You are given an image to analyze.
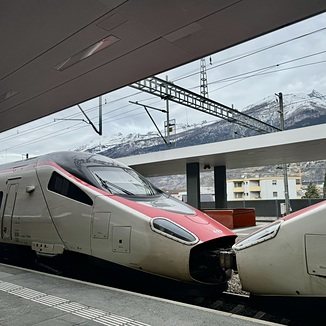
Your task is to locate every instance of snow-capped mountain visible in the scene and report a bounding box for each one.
[243,90,326,130]
[76,90,326,160]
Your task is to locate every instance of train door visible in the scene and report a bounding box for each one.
[1,179,20,240]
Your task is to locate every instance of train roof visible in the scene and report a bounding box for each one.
[0,151,128,173]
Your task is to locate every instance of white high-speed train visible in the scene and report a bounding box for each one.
[233,200,326,297]
[3,150,323,299]
[0,151,237,293]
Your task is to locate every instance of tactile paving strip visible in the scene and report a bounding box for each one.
[0,280,150,326]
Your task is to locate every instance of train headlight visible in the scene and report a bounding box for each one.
[233,220,282,251]
[150,218,199,245]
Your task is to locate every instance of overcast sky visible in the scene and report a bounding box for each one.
[1,12,326,164]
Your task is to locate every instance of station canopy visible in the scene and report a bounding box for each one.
[1,0,326,133]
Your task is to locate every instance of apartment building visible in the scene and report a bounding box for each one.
[227,176,301,200]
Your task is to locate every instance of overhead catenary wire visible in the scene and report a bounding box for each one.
[172,26,326,83]
[89,50,326,121]
[1,24,326,157]
[2,76,325,153]
[2,25,325,145]
[6,78,324,153]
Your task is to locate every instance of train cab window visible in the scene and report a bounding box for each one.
[0,191,3,208]
[89,166,162,197]
[48,172,93,206]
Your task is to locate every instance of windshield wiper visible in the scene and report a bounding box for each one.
[95,173,135,196]
[95,173,110,190]
[105,180,135,196]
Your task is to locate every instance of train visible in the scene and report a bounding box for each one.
[233,200,326,298]
[0,151,237,295]
[2,150,324,299]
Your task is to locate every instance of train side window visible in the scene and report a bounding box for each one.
[0,191,3,208]
[48,172,93,206]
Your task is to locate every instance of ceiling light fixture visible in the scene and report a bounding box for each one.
[54,35,120,71]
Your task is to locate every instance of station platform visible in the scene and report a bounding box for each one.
[0,263,279,326]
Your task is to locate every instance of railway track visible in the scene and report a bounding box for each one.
[193,291,324,326]
[199,292,294,325]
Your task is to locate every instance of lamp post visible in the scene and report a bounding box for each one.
[276,92,291,215]
[282,164,291,215]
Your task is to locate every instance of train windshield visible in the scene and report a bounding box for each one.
[90,166,162,197]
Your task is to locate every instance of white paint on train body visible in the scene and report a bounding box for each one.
[0,151,237,293]
[233,200,326,297]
